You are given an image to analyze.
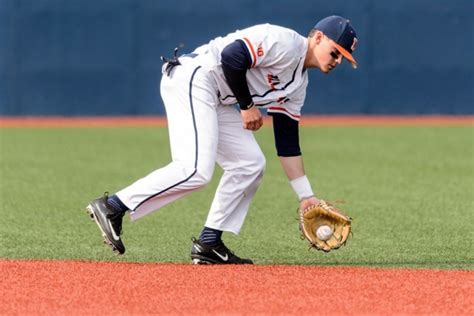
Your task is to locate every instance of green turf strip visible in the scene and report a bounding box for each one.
[0,126,473,269]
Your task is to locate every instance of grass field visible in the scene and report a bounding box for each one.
[1,125,473,269]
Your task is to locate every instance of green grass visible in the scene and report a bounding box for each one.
[1,126,473,269]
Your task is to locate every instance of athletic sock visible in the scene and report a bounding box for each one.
[199,226,223,246]
[107,194,129,214]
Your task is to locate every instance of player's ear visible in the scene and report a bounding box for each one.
[314,30,324,44]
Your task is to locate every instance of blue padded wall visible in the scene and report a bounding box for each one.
[0,0,472,115]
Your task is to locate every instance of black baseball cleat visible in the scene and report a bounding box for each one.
[190,237,253,265]
[86,193,125,255]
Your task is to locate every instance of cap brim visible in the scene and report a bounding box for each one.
[334,42,358,69]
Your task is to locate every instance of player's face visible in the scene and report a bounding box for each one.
[315,35,343,73]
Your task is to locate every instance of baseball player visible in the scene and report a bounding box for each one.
[86,15,358,264]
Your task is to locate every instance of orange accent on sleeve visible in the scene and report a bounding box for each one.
[268,107,301,120]
[243,37,257,68]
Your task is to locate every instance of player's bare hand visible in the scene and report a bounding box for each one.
[299,196,321,211]
[241,106,263,131]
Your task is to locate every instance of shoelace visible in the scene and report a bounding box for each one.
[215,242,236,257]
[161,47,181,76]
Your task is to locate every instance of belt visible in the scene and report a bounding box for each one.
[161,48,198,76]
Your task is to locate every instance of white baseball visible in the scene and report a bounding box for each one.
[316,225,333,241]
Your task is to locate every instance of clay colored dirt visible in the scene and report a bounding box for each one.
[1,259,472,315]
[0,115,473,128]
[1,116,473,314]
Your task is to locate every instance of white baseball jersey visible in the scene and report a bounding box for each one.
[193,24,309,121]
[117,24,309,234]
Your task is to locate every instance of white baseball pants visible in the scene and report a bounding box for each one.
[116,57,265,234]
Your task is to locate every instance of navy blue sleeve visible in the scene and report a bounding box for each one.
[221,40,254,110]
[270,112,301,157]
[221,39,252,70]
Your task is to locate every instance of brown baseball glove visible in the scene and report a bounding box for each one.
[298,200,352,252]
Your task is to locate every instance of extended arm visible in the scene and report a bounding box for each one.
[271,112,320,209]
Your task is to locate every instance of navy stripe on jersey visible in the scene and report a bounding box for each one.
[134,66,202,211]
[220,58,302,102]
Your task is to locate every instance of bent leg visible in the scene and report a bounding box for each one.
[204,105,266,234]
[117,65,220,220]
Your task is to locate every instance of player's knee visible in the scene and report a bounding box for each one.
[174,161,214,189]
[241,154,265,190]
[246,152,266,178]
[254,153,266,175]
[192,166,214,187]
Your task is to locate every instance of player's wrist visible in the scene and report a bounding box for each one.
[240,101,255,111]
[290,175,314,201]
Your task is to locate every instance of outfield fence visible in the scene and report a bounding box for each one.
[1,0,472,115]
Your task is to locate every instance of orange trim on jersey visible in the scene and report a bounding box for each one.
[243,37,257,68]
[268,106,301,121]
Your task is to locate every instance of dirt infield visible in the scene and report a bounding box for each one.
[1,259,472,315]
[0,115,473,127]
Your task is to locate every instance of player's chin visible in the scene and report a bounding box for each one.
[321,65,333,74]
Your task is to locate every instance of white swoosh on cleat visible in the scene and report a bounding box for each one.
[212,249,228,261]
[193,244,203,252]
[107,219,120,241]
